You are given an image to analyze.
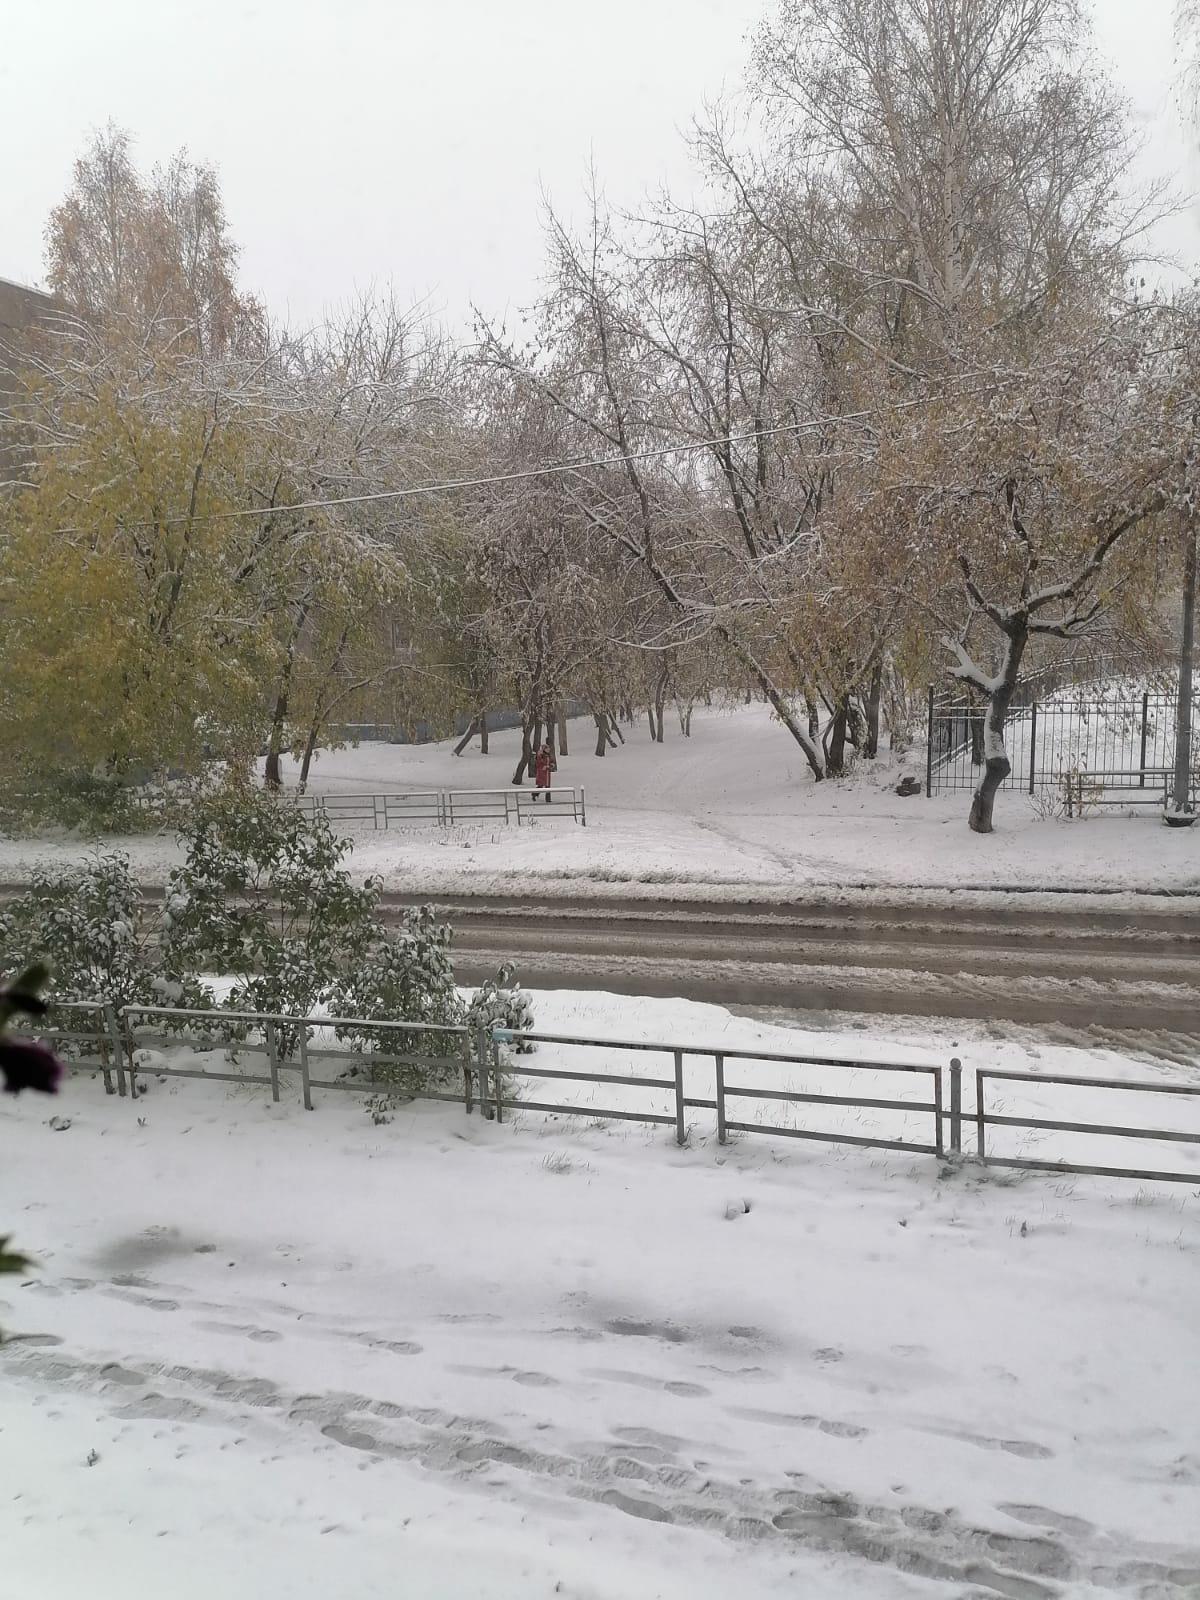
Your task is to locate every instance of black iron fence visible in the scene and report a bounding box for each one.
[927,688,1199,808]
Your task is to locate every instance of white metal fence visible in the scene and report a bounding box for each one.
[288,786,587,829]
[39,1002,1200,1187]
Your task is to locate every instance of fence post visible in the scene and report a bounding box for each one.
[475,1025,488,1116]
[715,1052,726,1144]
[297,1025,313,1111]
[119,1007,140,1100]
[461,1032,474,1114]
[102,1002,123,1097]
[673,1049,686,1146]
[1139,690,1149,788]
[948,1058,962,1155]
[265,1021,281,1103]
[492,1037,504,1122]
[1028,703,1038,795]
[975,1072,987,1158]
[925,686,935,797]
[933,1065,944,1156]
[580,787,587,827]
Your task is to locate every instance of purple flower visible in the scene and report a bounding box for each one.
[0,1038,63,1095]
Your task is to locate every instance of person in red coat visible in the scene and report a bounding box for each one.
[534,742,553,801]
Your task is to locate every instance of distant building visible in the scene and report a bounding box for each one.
[0,274,57,485]
[0,274,55,373]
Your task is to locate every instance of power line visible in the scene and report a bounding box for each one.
[45,378,1008,536]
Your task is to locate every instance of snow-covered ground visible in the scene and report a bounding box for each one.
[2,706,1197,900]
[4,991,1199,1599]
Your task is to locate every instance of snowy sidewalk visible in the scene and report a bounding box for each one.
[3,705,1198,901]
[3,993,1199,1599]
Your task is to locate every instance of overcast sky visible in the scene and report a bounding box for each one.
[3,0,1196,331]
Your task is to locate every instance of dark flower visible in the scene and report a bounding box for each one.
[0,988,48,1017]
[0,1038,63,1095]
[0,961,53,1021]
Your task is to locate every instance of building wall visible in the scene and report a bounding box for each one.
[0,275,57,484]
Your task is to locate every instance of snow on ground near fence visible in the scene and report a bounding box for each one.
[3,991,1199,1598]
[2,705,1198,898]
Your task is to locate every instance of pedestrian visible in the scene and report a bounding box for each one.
[534,741,552,802]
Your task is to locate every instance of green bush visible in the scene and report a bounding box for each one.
[162,786,382,1051]
[466,963,536,1053]
[0,852,206,1016]
[327,906,466,1096]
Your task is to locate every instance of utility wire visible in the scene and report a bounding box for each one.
[47,378,1010,535]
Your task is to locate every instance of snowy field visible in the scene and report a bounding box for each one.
[2,706,1198,901]
[4,991,1200,1599]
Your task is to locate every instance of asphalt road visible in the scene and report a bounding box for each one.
[394,891,1200,1036]
[5,879,1197,1042]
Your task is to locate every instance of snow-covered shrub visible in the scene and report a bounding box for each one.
[466,963,535,1053]
[161,786,382,1052]
[327,906,466,1095]
[0,852,206,1016]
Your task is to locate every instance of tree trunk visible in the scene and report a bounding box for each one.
[594,712,608,757]
[263,604,308,791]
[735,649,824,780]
[298,721,321,790]
[453,719,480,757]
[479,711,489,755]
[264,698,287,791]
[806,695,820,742]
[968,626,1027,834]
[653,663,669,744]
[864,663,883,759]
[512,718,535,785]
[1171,505,1197,816]
[557,708,568,756]
[825,701,849,778]
[609,715,624,745]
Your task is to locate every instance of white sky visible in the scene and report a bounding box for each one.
[3,0,1196,331]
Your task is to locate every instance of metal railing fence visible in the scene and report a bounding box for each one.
[483,1031,942,1156]
[972,1066,1200,1185]
[287,786,588,829]
[40,1004,1200,1188]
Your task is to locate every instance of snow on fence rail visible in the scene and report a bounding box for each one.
[288,786,588,829]
[36,1002,1200,1186]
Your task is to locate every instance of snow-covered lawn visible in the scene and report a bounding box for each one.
[4,991,1199,1598]
[2,705,1198,899]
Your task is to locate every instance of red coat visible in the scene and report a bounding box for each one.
[534,748,552,787]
